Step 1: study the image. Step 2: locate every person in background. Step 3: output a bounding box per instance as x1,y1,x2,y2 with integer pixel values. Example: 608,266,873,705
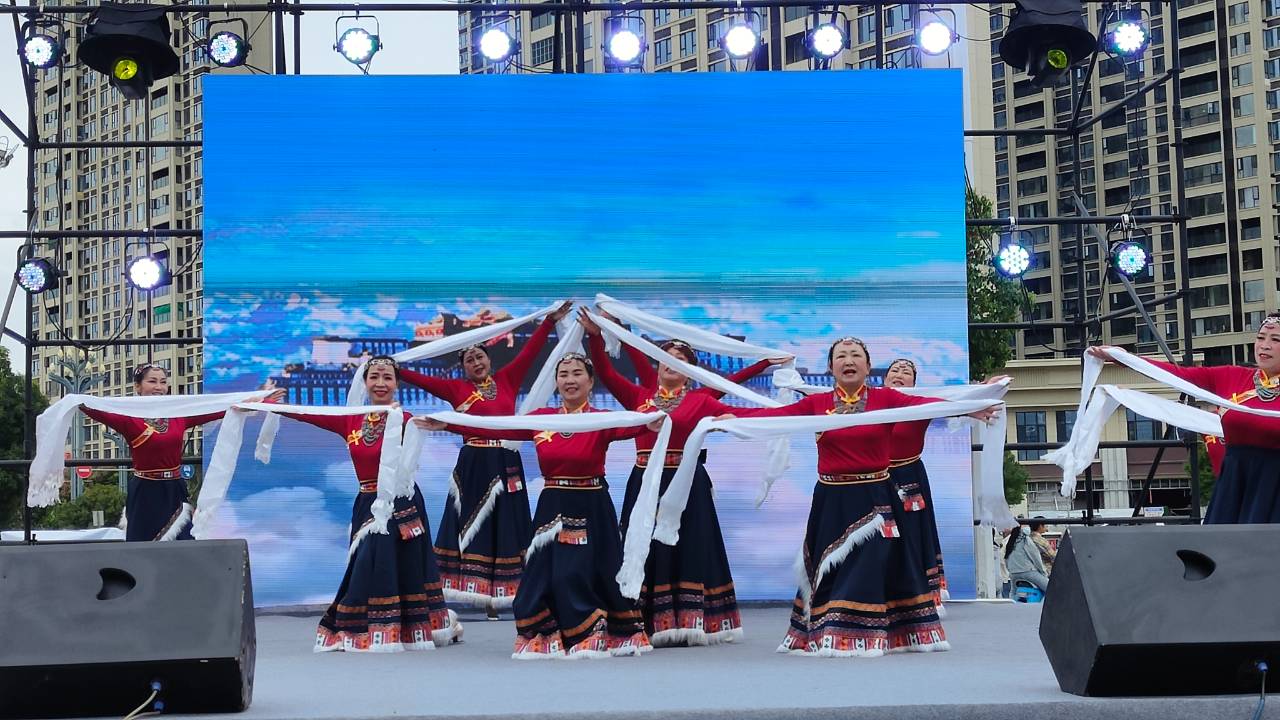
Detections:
1028,518,1056,575
1004,523,1049,593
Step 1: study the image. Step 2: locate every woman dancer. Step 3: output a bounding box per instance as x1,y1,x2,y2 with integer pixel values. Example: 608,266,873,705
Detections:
1087,312,1280,523
282,356,460,652
419,353,662,659
79,364,283,542
581,309,786,646
726,338,995,657
398,301,572,615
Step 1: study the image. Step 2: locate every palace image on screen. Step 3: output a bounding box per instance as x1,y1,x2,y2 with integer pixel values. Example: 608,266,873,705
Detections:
201,72,971,606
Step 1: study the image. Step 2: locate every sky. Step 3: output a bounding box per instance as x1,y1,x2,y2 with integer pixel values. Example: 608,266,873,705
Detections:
0,2,460,363
200,72,975,604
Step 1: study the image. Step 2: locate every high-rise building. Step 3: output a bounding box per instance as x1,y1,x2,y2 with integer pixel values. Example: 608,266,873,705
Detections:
989,1,1279,365
25,5,270,478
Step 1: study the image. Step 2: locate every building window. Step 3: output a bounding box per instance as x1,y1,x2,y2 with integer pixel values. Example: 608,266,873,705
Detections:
1126,409,1162,440
1244,248,1264,270
531,37,554,65
1242,217,1262,240
1233,94,1254,117
1232,63,1254,87
679,29,697,57
1055,410,1077,442
1267,58,1280,79
1228,1,1249,24
1229,31,1251,55
1239,186,1261,209
531,10,554,30
1244,279,1266,303
1016,411,1047,462
1235,124,1257,148
654,37,671,65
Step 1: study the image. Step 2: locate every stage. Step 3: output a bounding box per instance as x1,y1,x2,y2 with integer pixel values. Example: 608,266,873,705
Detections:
214,603,1277,720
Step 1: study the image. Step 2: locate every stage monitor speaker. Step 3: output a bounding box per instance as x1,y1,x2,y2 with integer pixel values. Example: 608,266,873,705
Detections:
0,539,255,718
1039,525,1280,697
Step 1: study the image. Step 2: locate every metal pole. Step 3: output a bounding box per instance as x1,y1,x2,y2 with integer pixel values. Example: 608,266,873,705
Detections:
293,0,302,74
874,6,883,68
1070,68,1096,525
15,2,36,542
274,0,288,74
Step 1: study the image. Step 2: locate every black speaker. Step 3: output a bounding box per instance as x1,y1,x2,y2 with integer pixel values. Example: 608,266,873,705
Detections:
1040,525,1280,696
0,539,255,718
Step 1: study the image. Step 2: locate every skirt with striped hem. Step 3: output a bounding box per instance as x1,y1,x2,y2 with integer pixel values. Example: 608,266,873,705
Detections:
435,445,531,608
512,478,651,660
889,459,946,601
125,475,193,542
1205,445,1280,524
316,485,458,653
618,461,742,647
778,474,947,658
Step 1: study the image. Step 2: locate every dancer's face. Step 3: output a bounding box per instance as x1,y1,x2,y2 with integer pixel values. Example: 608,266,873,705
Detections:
1257,321,1280,376
829,341,870,389
657,347,692,388
885,362,917,388
364,365,398,405
556,359,593,407
461,347,491,383
134,368,169,396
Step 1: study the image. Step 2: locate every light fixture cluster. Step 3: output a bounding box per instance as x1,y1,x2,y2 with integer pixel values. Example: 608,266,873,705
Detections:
15,244,171,295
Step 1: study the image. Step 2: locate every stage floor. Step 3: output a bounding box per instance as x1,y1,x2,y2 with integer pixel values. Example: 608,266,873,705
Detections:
183,602,1280,720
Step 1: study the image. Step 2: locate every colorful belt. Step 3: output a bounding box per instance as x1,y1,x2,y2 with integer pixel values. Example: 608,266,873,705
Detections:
818,470,890,485
134,467,181,481
636,449,707,468
358,478,378,493
544,476,604,490
465,438,506,448
890,455,922,468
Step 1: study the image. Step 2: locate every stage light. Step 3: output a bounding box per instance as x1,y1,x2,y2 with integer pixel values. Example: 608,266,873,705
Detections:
918,20,955,55
1110,241,1150,279
994,240,1032,279
607,29,644,64
206,30,249,67
337,27,379,65
15,258,55,294
21,34,61,69
78,3,178,100
808,23,846,59
999,0,1096,89
478,27,515,62
1104,7,1148,57
721,23,759,59
127,255,169,291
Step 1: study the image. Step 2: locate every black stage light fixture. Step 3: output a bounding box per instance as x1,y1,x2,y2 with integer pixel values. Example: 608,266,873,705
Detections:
999,0,1096,89
78,3,178,100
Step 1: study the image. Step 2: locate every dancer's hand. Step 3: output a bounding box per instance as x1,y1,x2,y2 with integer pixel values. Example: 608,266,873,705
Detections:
413,417,446,431
646,417,666,432
984,374,1011,386
768,355,793,365
967,406,1001,424
1085,346,1117,362
549,300,574,323
260,379,286,403
577,307,601,337
714,413,736,421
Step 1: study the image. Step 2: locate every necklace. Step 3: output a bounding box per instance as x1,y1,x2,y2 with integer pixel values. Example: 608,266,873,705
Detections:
558,402,588,438
473,377,497,401
1254,370,1279,402
830,385,867,415
652,385,687,412
144,418,170,433
360,413,386,445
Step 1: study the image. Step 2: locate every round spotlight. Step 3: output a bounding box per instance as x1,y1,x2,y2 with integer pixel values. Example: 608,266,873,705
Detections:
918,20,954,56
112,57,139,81
995,243,1032,279
206,30,248,67
337,27,379,65
478,27,515,62
15,259,54,294
808,24,845,59
1111,241,1150,279
721,23,759,59
607,29,644,64
127,256,168,291
1106,20,1148,56
21,34,60,69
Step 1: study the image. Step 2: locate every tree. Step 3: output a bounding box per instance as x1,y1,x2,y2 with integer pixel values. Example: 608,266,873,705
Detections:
966,185,1025,381
38,477,125,529
1184,442,1215,508
0,347,49,529
1003,451,1029,506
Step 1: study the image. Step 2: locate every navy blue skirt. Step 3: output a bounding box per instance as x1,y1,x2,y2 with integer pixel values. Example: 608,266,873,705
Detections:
435,445,532,608
889,459,946,600
779,474,947,657
1205,445,1280,524
618,457,742,646
316,486,457,652
125,476,192,542
512,479,650,659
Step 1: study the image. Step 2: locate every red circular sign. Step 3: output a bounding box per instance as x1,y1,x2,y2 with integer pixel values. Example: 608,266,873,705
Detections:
75,467,92,480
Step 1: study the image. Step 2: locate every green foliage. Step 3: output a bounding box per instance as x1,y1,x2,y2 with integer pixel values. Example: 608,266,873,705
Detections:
1003,451,1029,506
966,185,1025,381
1185,442,1216,508
0,347,49,528
38,479,125,529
